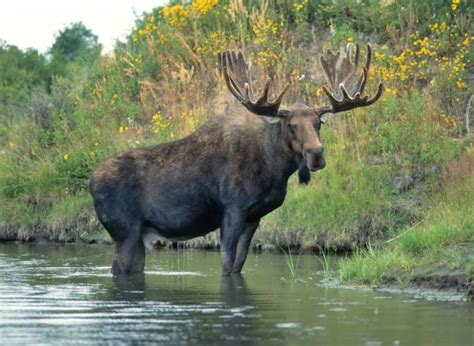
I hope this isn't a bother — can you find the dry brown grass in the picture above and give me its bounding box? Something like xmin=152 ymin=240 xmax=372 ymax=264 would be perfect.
xmin=435 ymin=150 xmax=474 ymax=188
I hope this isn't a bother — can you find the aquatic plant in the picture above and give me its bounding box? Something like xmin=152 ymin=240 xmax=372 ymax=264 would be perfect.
xmin=282 ymin=247 xmax=301 ymax=282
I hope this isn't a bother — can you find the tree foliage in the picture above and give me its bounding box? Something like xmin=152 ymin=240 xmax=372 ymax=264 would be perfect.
xmin=50 ymin=22 xmax=100 ymax=61
xmin=0 ymin=42 xmax=49 ymax=116
xmin=0 ymin=22 xmax=100 ymax=119
xmin=49 ymin=22 xmax=101 ymax=70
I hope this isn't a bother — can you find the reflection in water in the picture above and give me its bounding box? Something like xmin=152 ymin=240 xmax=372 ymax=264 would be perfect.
xmin=219 ymin=275 xmax=261 ymax=344
xmin=0 ymin=244 xmax=472 ymax=345
xmin=220 ymin=274 xmax=249 ymax=307
xmin=106 ymin=272 xmax=262 ymax=344
xmin=111 ymin=273 xmax=146 ymax=300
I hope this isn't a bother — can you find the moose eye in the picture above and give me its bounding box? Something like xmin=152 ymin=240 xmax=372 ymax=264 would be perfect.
xmin=288 ymin=124 xmax=297 ymax=134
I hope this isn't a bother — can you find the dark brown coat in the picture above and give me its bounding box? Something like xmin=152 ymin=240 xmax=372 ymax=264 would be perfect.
xmin=89 ymin=45 xmax=382 ymax=276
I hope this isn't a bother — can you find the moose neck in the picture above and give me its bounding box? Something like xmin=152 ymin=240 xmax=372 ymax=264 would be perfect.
xmin=260 ymin=119 xmax=299 ymax=181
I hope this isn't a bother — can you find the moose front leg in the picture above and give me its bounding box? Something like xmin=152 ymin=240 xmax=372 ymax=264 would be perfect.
xmin=220 ymin=210 xmax=246 ymax=276
xmin=232 ymin=220 xmax=259 ymax=274
xmin=112 ymin=237 xmax=145 ymax=275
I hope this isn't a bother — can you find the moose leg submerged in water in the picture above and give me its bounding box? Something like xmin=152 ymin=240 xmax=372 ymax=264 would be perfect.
xmin=89 ymin=44 xmax=383 ymax=276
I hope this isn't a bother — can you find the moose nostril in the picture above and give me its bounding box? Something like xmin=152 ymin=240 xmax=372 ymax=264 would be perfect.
xmin=306 ymin=147 xmax=324 ymax=157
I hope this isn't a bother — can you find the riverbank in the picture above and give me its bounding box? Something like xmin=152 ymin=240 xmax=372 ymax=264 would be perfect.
xmin=339 ymin=154 xmax=474 ymax=298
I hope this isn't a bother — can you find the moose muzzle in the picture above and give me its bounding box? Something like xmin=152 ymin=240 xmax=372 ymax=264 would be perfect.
xmin=304 ymin=147 xmax=326 ymax=171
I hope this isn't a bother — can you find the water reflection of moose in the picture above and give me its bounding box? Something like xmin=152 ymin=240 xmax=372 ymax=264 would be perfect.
xmin=105 ymin=273 xmax=261 ymax=344
xmin=89 ymin=44 xmax=383 ymax=276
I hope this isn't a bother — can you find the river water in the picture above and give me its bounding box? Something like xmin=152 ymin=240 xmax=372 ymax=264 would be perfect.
xmin=0 ymin=244 xmax=472 ymax=345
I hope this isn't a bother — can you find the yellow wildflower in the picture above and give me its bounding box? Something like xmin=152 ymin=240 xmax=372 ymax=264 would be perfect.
xmin=191 ymin=0 xmax=218 ymax=14
xmin=451 ymin=0 xmax=460 ymax=11
xmin=150 ymin=112 xmax=171 ymax=134
xmin=455 ymin=78 xmax=466 ymax=89
xmin=162 ymin=5 xmax=188 ymax=26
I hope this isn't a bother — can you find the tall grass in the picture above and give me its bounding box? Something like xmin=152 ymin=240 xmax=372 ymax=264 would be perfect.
xmin=281 ymin=247 xmax=301 ymax=281
xmin=317 ymin=249 xmax=332 ymax=283
xmin=339 ymin=243 xmax=408 ymax=285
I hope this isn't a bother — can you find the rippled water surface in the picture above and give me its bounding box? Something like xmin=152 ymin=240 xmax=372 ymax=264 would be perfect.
xmin=0 ymin=244 xmax=472 ymax=345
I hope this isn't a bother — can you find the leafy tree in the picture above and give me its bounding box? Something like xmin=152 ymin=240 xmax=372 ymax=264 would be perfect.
xmin=49 ymin=22 xmax=101 ymax=76
xmin=0 ymin=41 xmax=49 ymax=115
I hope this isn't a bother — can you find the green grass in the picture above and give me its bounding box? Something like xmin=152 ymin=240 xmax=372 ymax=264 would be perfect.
xmin=467 ymin=255 xmax=474 ymax=279
xmin=46 ymin=191 xmax=94 ymax=225
xmin=339 ymin=246 xmax=407 ymax=285
xmin=339 ymin=168 xmax=474 ymax=286
xmin=282 ymin=247 xmax=301 ymax=281
xmin=317 ymin=249 xmax=332 ymax=283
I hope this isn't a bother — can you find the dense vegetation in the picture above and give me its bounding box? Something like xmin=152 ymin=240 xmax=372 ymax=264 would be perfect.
xmin=0 ymin=0 xmax=472 ymax=290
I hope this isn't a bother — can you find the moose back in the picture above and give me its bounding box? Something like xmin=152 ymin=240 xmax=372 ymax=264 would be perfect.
xmin=89 ymin=44 xmax=383 ymax=276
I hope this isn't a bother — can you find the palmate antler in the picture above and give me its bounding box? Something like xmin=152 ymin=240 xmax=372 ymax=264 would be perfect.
xmin=219 ymin=44 xmax=383 ymax=118
xmin=218 ymin=51 xmax=290 ymax=117
xmin=316 ymin=43 xmax=383 ymax=116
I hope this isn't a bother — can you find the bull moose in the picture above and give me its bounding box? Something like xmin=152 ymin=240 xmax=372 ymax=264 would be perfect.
xmin=89 ymin=43 xmax=383 ymax=276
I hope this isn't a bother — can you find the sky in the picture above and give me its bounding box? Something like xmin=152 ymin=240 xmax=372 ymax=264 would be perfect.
xmin=0 ymin=0 xmax=167 ymax=54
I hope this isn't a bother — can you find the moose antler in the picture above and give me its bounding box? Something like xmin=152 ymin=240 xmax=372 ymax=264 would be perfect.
xmin=316 ymin=43 xmax=383 ymax=116
xmin=219 ymin=50 xmax=290 ymax=117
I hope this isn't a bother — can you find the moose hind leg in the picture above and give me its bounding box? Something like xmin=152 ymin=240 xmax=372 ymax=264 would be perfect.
xmin=232 ymin=220 xmax=259 ymax=274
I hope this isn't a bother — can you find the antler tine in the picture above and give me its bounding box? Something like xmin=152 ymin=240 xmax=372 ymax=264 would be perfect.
xmin=366 ymin=82 xmax=384 ymax=105
xmin=229 ymin=51 xmax=254 ymax=100
xmin=315 ymin=43 xmax=383 ymax=116
xmin=320 ymin=50 xmax=340 ymax=92
xmin=350 ymin=43 xmax=360 ymax=67
xmin=365 ymin=43 xmax=372 ymax=71
xmin=350 ymin=44 xmax=372 ymax=96
xmin=219 ymin=50 xmax=290 ymax=117
xmin=219 ymin=52 xmax=243 ymax=102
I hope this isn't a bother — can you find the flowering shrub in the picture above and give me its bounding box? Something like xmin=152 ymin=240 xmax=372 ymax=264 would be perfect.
xmin=374 ymin=23 xmax=471 ymax=96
